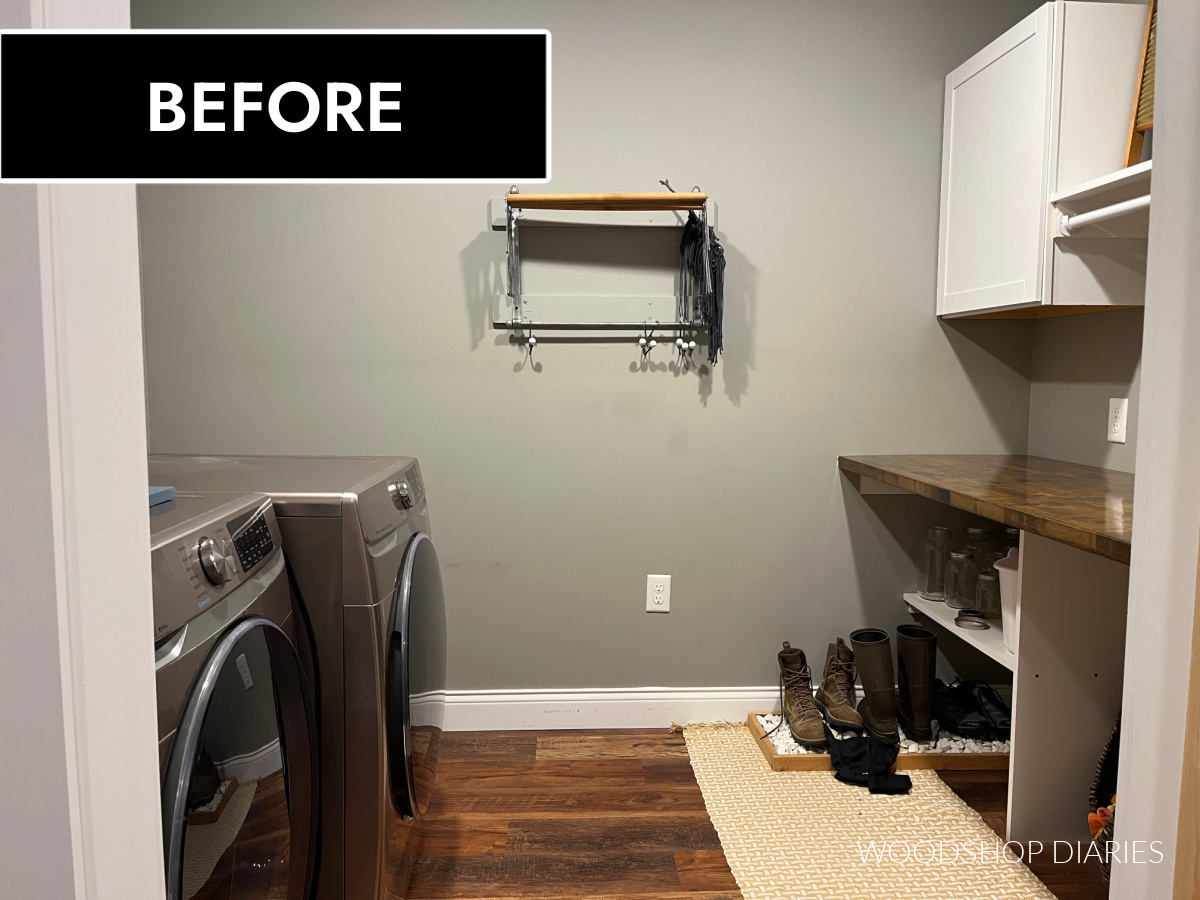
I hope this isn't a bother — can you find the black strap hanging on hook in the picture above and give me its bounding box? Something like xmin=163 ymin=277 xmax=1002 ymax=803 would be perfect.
xmin=678 ymin=188 xmax=725 ymax=365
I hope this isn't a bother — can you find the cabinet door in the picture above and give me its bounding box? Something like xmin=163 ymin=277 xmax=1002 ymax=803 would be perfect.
xmin=938 ymin=5 xmax=1052 ymax=317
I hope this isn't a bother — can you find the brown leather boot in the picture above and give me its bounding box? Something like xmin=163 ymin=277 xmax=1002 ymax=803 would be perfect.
xmin=896 ymin=624 xmax=937 ymax=741
xmin=777 ymin=642 xmax=826 ymax=749
xmin=850 ymin=628 xmax=899 ymax=742
xmin=814 ymin=638 xmax=863 ymax=730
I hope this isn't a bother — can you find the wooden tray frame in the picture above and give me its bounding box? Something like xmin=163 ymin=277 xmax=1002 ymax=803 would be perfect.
xmin=187 ymin=776 xmax=239 ymax=826
xmin=747 ymin=713 xmax=1009 ymax=772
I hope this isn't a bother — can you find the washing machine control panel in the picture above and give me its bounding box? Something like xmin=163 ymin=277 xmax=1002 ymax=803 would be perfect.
xmin=403 ymin=463 xmax=426 ymax=507
xmin=227 ymin=507 xmax=275 ymax=572
xmin=150 ymin=493 xmax=282 ymax=640
xmin=198 ymin=536 xmax=237 ymax=586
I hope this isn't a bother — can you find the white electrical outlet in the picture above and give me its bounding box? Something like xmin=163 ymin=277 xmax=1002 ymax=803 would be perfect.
xmin=646 ymin=574 xmax=671 ymax=613
xmin=1108 ymin=398 xmax=1128 ymax=444
xmin=236 ymin=653 xmax=254 ymax=690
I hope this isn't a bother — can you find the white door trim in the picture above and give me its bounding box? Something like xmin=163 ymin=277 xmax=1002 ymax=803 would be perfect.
xmin=1111 ymin=2 xmax=1200 ymax=898
xmin=1 ymin=5 xmax=165 ymax=891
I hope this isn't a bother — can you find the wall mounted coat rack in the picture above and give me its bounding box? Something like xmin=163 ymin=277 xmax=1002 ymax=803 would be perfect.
xmin=496 ymin=189 xmax=716 ymax=333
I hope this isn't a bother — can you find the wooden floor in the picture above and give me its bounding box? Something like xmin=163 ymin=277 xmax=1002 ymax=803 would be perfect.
xmin=406 ymin=729 xmax=1113 ymax=900
xmin=406 ymin=729 xmax=737 ymax=899
xmin=940 ymin=769 xmax=1109 ymax=900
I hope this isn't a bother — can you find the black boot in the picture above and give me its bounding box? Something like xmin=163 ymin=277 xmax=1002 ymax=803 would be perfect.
xmin=896 ymin=624 xmax=936 ymax=741
xmin=850 ymin=628 xmax=898 ymax=742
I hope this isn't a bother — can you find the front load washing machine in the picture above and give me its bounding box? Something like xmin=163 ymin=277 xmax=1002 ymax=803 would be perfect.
xmin=148 ymin=456 xmax=447 ymax=900
xmin=151 ymin=491 xmax=319 ymax=900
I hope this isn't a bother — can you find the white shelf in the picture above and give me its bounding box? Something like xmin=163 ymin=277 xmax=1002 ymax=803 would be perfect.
xmin=489 ymin=197 xmax=718 ymax=230
xmin=903 ymin=592 xmax=1015 ymax=671
xmin=1051 ymin=160 xmax=1151 ymax=212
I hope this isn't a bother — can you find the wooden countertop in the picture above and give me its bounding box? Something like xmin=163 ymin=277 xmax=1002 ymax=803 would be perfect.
xmin=838 ymin=455 xmax=1133 ymax=564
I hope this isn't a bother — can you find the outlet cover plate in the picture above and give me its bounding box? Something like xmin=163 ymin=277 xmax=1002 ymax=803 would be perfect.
xmin=1108 ymin=397 xmax=1128 ymax=444
xmin=646 ymin=574 xmax=671 ymax=613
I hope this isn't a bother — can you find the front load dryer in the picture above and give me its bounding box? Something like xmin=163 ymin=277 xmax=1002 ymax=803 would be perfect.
xmin=148 ymin=455 xmax=447 ymax=900
xmin=151 ymin=491 xmax=318 ymax=900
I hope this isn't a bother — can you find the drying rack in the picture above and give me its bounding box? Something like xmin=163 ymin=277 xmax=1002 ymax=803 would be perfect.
xmin=502 ymin=188 xmax=712 ymax=332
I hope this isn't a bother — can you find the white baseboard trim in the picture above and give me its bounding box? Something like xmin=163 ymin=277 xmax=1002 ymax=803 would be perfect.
xmin=442 ymin=687 xmax=782 ymax=731
xmin=217 ymin=739 xmax=282 ymax=783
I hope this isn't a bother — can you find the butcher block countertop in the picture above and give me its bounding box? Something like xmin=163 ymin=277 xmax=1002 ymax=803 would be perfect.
xmin=838 ymin=455 xmax=1134 ymax=564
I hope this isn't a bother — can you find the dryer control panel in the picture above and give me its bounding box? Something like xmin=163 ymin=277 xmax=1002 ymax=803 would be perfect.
xmin=354 ymin=457 xmax=428 ymax=544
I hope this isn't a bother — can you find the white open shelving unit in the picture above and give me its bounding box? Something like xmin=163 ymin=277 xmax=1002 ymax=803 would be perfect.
xmin=842 ymin=455 xmax=1132 ymax=847
xmin=903 ymin=592 xmax=1014 ymax=671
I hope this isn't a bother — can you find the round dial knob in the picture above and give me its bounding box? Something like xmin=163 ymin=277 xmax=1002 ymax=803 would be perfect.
xmin=388 ymin=480 xmax=414 ymax=510
xmin=198 ymin=536 xmax=237 ymax=587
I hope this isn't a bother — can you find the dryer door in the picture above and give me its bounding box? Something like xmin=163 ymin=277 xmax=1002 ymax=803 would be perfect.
xmin=386 ymin=532 xmax=447 ymax=820
xmin=162 ymin=617 xmax=318 ymax=900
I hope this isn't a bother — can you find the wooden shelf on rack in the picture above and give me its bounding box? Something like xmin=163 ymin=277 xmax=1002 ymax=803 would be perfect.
xmin=506 ymin=192 xmax=707 ymax=211
xmin=904 ymin=593 xmax=1014 ymax=670
xmin=839 ymin=454 xmax=1133 ymax=564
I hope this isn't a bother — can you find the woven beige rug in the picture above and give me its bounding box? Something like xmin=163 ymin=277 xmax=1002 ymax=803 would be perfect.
xmin=182 ymin=778 xmax=257 ymax=900
xmin=683 ymin=724 xmax=1054 ymax=900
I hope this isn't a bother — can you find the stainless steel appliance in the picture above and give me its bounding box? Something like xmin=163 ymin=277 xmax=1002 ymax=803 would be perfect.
xmin=151 ymin=491 xmax=318 ymax=900
xmin=148 ymin=456 xmax=447 ymax=900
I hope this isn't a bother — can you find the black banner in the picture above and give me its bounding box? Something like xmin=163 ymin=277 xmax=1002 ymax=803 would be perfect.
xmin=0 ymin=31 xmax=549 ymax=181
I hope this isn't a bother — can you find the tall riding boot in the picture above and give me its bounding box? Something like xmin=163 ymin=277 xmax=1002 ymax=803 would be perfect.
xmin=850 ymin=628 xmax=898 ymax=742
xmin=896 ymin=624 xmax=937 ymax=741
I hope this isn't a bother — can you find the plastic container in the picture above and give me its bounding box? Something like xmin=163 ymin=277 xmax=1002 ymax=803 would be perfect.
xmin=993 ymin=546 xmax=1020 ymax=655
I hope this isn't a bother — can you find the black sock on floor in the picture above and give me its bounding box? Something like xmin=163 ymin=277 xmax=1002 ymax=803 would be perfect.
xmin=823 ymin=724 xmax=912 ymax=795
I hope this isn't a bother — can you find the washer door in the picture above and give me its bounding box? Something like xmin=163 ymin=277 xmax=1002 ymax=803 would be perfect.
xmin=162 ymin=617 xmax=318 ymax=900
xmin=386 ymin=532 xmax=447 ymax=820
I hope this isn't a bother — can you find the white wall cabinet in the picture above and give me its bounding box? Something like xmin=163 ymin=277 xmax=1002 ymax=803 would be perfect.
xmin=937 ymin=2 xmax=1147 ymax=318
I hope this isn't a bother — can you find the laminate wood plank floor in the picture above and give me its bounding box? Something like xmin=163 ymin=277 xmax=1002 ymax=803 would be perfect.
xmin=940 ymin=769 xmax=1110 ymax=900
xmin=406 ymin=729 xmax=737 ymax=900
xmin=406 ymin=730 xmax=1109 ymax=900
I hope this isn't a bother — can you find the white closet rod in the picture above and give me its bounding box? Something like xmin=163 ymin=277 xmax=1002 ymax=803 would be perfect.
xmin=1058 ymin=194 xmax=1150 ymax=236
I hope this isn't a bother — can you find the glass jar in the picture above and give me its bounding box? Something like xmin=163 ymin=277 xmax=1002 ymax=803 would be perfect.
xmin=976 ymin=571 xmax=1002 ymax=619
xmin=963 ymin=527 xmax=996 ymax=570
xmin=1003 ymin=526 xmax=1021 ymax=552
xmin=981 ymin=549 xmax=1008 ymax=576
xmin=917 ymin=526 xmax=950 ymax=601
xmin=945 ymin=551 xmax=979 ymax=610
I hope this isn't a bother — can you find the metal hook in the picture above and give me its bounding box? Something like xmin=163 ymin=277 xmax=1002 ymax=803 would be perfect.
xmin=638 ymin=325 xmax=657 ymax=359
xmin=659 ymin=178 xmax=676 ymax=193
xmin=675 ymin=336 xmax=698 ymax=370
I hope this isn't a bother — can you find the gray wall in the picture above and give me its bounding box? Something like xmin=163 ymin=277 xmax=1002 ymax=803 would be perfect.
xmin=135 ymin=0 xmax=1041 ymax=690
xmin=1027 ymin=309 xmax=1143 ymax=473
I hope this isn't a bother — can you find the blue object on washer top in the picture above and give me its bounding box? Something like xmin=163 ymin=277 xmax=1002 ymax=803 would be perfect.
xmin=149 ymin=485 xmax=176 ymax=507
